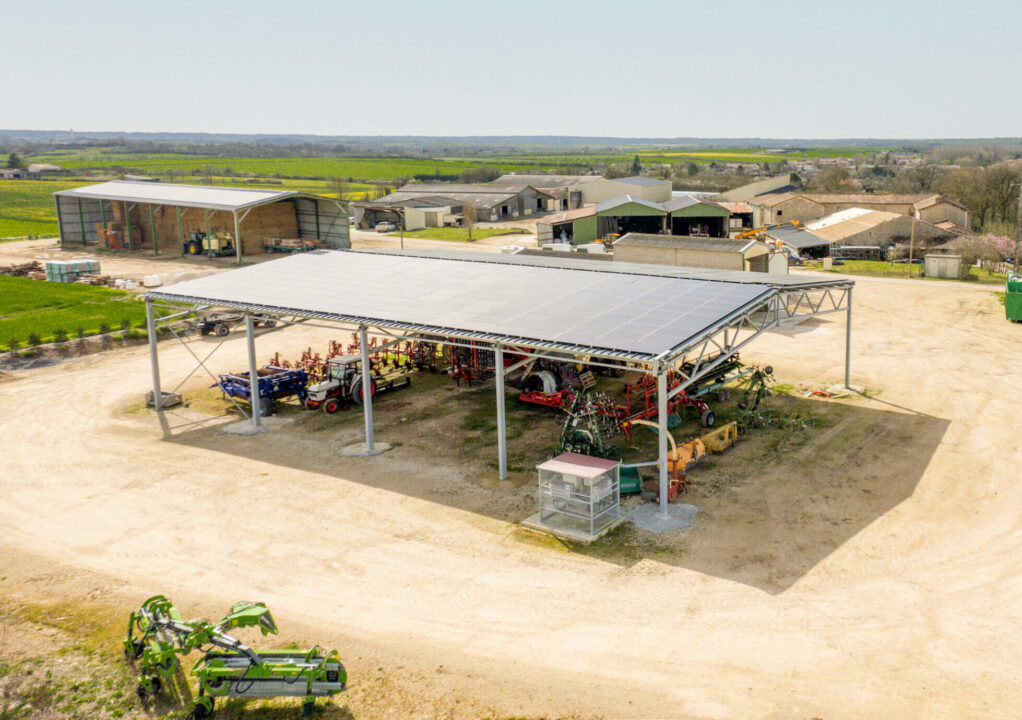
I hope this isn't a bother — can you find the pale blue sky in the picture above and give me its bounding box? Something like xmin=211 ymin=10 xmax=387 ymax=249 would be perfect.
xmin=2 ymin=0 xmax=1019 ymax=138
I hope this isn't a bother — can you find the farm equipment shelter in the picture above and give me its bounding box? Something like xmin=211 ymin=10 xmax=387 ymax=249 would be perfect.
xmin=54 ymin=181 xmax=349 ymax=263
xmin=143 ymin=249 xmax=854 ymax=519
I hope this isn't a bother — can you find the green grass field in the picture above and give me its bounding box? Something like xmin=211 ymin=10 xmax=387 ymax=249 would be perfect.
xmin=0 ymin=276 xmax=146 ymax=348
xmin=396 ymin=227 xmax=530 ymax=242
xmin=0 ymin=179 xmax=91 ymax=238
xmin=27 ymin=152 xmax=539 ymax=181
xmin=817 ymin=259 xmax=1008 ymax=285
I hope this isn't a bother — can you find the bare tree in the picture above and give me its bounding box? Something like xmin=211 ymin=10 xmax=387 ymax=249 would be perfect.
xmin=462 ymin=201 xmax=478 ymax=242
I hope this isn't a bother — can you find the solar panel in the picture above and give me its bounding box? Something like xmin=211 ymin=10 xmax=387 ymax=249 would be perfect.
xmin=147 ymin=250 xmax=774 ymax=359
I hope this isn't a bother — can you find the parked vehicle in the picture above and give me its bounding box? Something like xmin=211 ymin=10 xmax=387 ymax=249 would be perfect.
xmin=196 ymin=313 xmax=277 ymax=337
xmin=305 ymin=355 xmax=410 ymax=413
xmin=375 ymin=221 xmax=397 ymax=232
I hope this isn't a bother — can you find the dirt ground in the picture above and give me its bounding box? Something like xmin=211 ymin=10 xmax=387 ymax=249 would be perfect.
xmin=0 ymin=229 xmax=537 ymax=287
xmin=2 ymin=265 xmax=1021 ymax=719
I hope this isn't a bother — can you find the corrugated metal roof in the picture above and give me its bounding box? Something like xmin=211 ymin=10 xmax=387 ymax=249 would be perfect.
xmin=806 ymin=210 xmax=919 ymax=243
xmin=761 ymin=224 xmax=831 ymax=249
xmin=614 ymin=233 xmax=758 ymax=253
xmin=714 ymin=201 xmax=753 ymax=214
xmin=398 ymin=182 xmax=532 ymax=194
xmin=376 ymin=249 xmax=852 ymax=290
xmin=145 ymin=249 xmax=776 ymax=362
xmin=490 ymin=174 xmax=602 ymax=187
xmin=751 ymin=192 xmax=820 ymax=208
xmin=54 ymin=180 xmax=301 ymax=211
xmin=806 ymin=193 xmax=929 ymax=205
xmin=661 ymin=196 xmax=728 ymax=214
xmin=372 ymin=189 xmax=519 ymax=209
xmin=612 ymin=176 xmax=669 ymax=187
xmin=806 ymin=207 xmax=874 ymax=230
xmin=543 ymin=206 xmax=596 ymax=224
xmin=594 ymin=194 xmax=665 ymax=214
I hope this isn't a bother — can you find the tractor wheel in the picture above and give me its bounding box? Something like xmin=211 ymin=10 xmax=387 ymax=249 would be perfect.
xmin=764 ymin=365 xmax=774 ymax=376
xmin=301 ymin=700 xmax=315 ymax=717
xmin=263 ymin=320 xmax=277 ymax=328
xmin=323 ymin=398 xmax=341 ymax=414
xmin=150 ymin=677 xmax=162 ymax=695
xmin=214 ymin=323 xmax=229 ymax=337
xmin=258 ymin=401 xmax=273 ymax=417
xmin=190 ymin=697 xmax=214 ymax=719
xmin=700 ymin=410 xmax=716 ymax=428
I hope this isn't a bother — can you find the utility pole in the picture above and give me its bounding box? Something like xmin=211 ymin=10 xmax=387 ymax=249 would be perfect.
xmin=1013 ymin=182 xmax=1021 ymax=273
xmin=907 ymin=215 xmax=916 ymax=278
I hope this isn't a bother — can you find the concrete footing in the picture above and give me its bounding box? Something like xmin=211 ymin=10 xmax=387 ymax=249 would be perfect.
xmin=341 ymin=441 xmax=392 ymax=457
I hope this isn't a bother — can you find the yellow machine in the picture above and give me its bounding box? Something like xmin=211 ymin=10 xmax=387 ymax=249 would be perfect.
xmin=735 ymin=220 xmax=800 ymax=240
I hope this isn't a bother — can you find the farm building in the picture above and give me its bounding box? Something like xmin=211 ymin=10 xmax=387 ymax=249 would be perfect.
xmin=595 ymin=196 xmax=667 ymax=237
xmin=805 ymin=209 xmax=952 ymax=249
xmin=802 ymin=193 xmax=970 ymax=229
xmin=355 ymin=182 xmax=551 ymax=229
xmin=27 ymin=162 xmax=66 ymax=176
xmin=536 ymin=206 xmax=598 ymax=244
xmin=54 ymin=181 xmax=349 ymax=260
xmin=662 ymin=197 xmax=730 ymax=238
xmin=715 ymin=201 xmax=754 ymax=232
xmin=750 ymin=193 xmax=826 ymax=226
xmin=713 ymin=174 xmax=799 ymax=202
xmin=495 ymin=174 xmax=673 ymax=206
xmin=0 ymin=168 xmax=25 ymax=179
xmin=613 ymin=233 xmax=770 ymax=272
xmin=759 ymin=223 xmax=833 ymax=259
xmin=490 ymin=174 xmax=604 ymax=210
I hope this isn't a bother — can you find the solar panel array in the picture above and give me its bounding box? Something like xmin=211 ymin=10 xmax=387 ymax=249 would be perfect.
xmin=150 ymin=251 xmax=774 ymax=358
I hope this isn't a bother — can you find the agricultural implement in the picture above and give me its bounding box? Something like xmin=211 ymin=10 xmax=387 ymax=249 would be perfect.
xmin=304 ymin=354 xmax=411 ymax=413
xmin=216 ymin=366 xmax=309 ymax=416
xmin=183 ymin=231 xmax=236 ymax=258
xmin=198 ymin=313 xmax=277 ymax=338
xmin=124 ymin=595 xmax=346 ymax=718
xmin=624 ymin=420 xmax=740 ymax=501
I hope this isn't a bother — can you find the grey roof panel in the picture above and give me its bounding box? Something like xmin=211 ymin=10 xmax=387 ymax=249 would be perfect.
xmin=375 ymin=248 xmax=852 ymax=290
xmin=762 ymin=225 xmax=831 ymax=249
xmin=145 ymin=249 xmax=776 ymax=361
xmin=54 ymin=180 xmax=299 ymax=211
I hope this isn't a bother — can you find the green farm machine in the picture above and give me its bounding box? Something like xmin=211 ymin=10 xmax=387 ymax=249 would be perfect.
xmin=124 ymin=595 xmax=346 ymax=718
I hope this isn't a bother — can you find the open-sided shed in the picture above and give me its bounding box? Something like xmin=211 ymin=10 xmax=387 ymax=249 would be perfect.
xmin=662 ymin=197 xmax=731 ymax=238
xmin=143 ymin=248 xmax=854 ymax=522
xmin=595 ymin=195 xmax=666 ymax=237
xmin=54 ymin=181 xmax=349 ymax=263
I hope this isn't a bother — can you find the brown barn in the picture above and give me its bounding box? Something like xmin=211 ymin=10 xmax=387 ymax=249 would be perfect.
xmin=55 ymin=181 xmax=349 ymax=262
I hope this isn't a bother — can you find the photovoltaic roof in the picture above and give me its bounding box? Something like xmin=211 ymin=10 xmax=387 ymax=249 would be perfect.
xmin=145 ymin=249 xmax=778 ymax=361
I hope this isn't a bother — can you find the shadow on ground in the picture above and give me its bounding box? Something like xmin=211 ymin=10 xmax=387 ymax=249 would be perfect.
xmin=156 ymin=371 xmax=948 ymax=595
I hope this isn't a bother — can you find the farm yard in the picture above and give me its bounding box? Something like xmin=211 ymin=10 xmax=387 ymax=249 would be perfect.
xmin=1 ymin=266 xmax=1019 ymax=719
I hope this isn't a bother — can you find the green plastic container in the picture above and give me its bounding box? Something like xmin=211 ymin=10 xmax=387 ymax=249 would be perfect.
xmin=1006 ymin=291 xmax=1022 ymax=322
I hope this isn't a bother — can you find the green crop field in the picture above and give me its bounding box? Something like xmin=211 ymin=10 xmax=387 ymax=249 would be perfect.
xmin=0 ymin=275 xmax=147 ymax=348
xmin=27 ymin=152 xmax=540 ymax=181
xmin=0 ymin=180 xmax=91 ymax=238
xmin=397 ymin=227 xmax=530 ymax=242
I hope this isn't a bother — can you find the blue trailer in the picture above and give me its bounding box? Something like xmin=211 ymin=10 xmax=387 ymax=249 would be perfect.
xmin=216 ymin=366 xmax=309 ymax=416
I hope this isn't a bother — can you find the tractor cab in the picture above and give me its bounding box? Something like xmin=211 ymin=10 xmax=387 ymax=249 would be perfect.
xmin=305 ymin=355 xmax=376 ymax=413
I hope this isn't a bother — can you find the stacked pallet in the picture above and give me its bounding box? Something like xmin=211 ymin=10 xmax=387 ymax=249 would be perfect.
xmin=45 ymin=259 xmax=101 ymax=282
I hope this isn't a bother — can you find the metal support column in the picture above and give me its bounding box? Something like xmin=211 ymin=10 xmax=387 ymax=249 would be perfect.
xmin=124 ymin=202 xmax=134 ymax=251
xmin=359 ymin=325 xmax=374 ymax=452
xmin=149 ymin=204 xmax=158 ymax=256
xmin=657 ymin=369 xmax=669 ymax=517
xmin=176 ymin=207 xmax=184 ymax=255
xmin=844 ymin=287 xmax=852 ymax=389
xmin=146 ymin=300 xmax=162 ymax=411
xmin=246 ymin=315 xmax=261 ymax=428
xmin=234 ymin=210 xmax=242 ymax=266
xmin=54 ymin=195 xmax=65 ymax=245
xmin=77 ymin=197 xmax=86 ymax=244
xmin=495 ymin=344 xmax=508 ymax=480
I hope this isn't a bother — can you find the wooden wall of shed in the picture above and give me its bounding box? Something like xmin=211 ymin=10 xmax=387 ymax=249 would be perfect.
xmin=111 ymin=201 xmax=299 ymax=254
